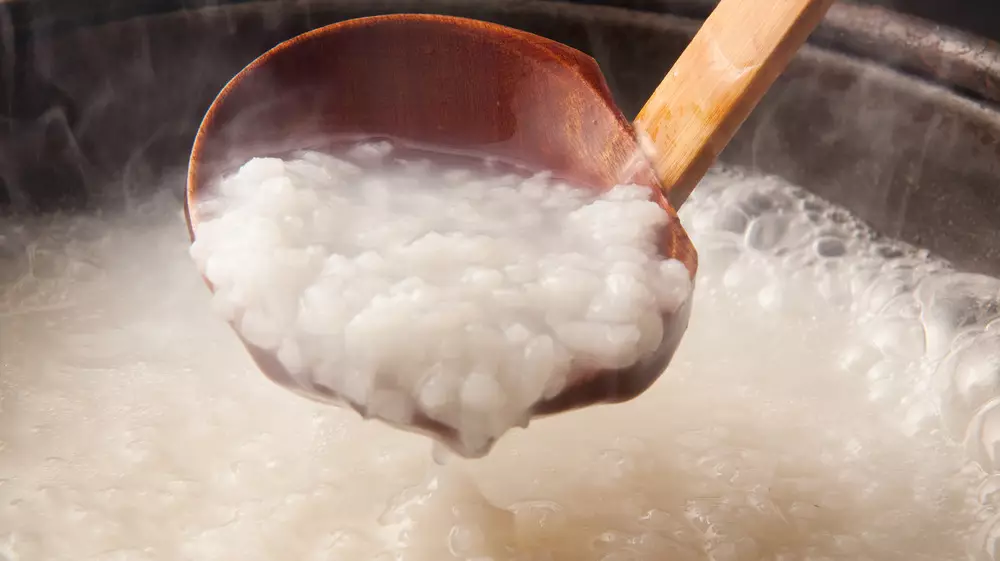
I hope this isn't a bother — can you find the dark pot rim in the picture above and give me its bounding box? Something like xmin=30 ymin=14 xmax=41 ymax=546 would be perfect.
xmin=9 ymin=0 xmax=1000 ymax=109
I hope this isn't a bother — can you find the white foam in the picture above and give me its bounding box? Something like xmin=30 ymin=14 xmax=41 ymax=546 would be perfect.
xmin=0 ymin=166 xmax=995 ymax=560
xmin=189 ymin=141 xmax=692 ymax=456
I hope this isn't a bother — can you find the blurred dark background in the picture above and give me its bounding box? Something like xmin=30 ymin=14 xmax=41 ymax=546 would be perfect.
xmin=4 ymin=0 xmax=1000 ymax=275
xmin=572 ymin=0 xmax=1000 ymax=41
xmin=4 ymin=0 xmax=1000 ymax=41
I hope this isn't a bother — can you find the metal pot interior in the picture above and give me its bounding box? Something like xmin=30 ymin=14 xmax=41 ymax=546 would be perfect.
xmin=4 ymin=0 xmax=1000 ymax=276
xmin=5 ymin=2 xmax=1000 ymax=558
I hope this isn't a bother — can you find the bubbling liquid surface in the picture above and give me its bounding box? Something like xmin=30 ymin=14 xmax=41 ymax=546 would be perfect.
xmin=0 ymin=167 xmax=997 ymax=560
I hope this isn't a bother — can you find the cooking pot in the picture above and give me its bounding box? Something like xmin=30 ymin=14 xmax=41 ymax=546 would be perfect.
xmin=2 ymin=0 xmax=1000 ymax=279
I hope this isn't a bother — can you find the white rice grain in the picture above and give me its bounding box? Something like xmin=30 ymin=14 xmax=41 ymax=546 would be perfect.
xmin=190 ymin=141 xmax=692 ymax=455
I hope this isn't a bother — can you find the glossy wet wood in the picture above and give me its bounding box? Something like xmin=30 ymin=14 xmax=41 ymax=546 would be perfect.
xmin=636 ymin=0 xmax=837 ymax=208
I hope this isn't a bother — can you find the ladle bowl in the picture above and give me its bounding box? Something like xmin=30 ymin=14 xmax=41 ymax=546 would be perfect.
xmin=185 ymin=14 xmax=697 ymax=446
xmin=185 ymin=3 xmax=831 ymax=453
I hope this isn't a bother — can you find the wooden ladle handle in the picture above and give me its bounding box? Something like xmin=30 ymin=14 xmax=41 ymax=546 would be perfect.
xmin=635 ymin=0 xmax=836 ymax=209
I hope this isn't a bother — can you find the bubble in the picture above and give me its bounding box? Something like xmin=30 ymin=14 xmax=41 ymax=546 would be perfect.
xmin=979 ymin=475 xmax=1000 ymax=506
xmin=918 ymin=273 xmax=1000 ymax=360
xmin=702 ymin=208 xmax=751 ymax=235
xmin=864 ymin=316 xmax=926 ymax=359
xmin=739 ymin=190 xmax=782 ymax=216
xmin=448 ymin=523 xmax=487 ymax=556
xmin=939 ymin=331 xmax=1000 ymax=438
xmin=814 ymin=237 xmax=846 ymax=258
xmin=966 ymin=398 xmax=1000 ymax=472
xmin=971 ymin=511 xmax=1000 ymax=560
xmin=4 ymin=164 xmax=989 ymax=561
xmin=744 ymin=215 xmax=790 ymax=252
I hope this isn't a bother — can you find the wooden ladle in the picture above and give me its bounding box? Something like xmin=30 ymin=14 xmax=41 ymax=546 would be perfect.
xmin=185 ymin=0 xmax=834 ymax=455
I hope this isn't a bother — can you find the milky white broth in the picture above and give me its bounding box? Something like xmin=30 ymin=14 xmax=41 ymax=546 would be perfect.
xmin=0 ymin=163 xmax=996 ymax=561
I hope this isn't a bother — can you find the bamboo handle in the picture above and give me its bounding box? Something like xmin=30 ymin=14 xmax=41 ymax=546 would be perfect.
xmin=635 ymin=0 xmax=836 ymax=209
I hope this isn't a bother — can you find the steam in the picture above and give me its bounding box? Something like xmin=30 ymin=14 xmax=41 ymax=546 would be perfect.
xmin=1 ymin=0 xmax=997 ymax=278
